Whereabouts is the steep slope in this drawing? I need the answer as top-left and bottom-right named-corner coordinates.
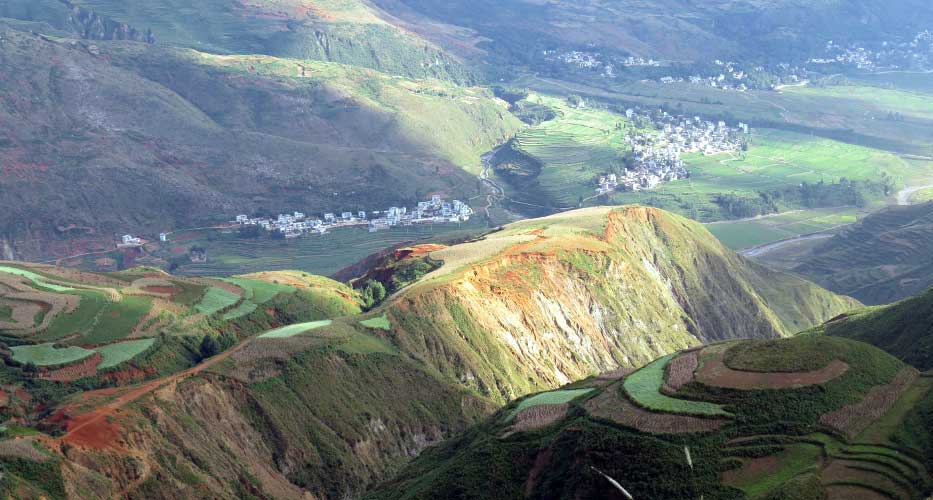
top-left (815, 288), bottom-right (933, 371)
top-left (789, 202), bottom-right (933, 305)
top-left (370, 335), bottom-right (933, 500)
top-left (1, 0), bottom-right (469, 81)
top-left (0, 27), bottom-right (520, 261)
top-left (377, 206), bottom-right (859, 403)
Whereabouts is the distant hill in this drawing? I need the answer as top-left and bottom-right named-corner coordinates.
top-left (816, 287), bottom-right (933, 371)
top-left (791, 202), bottom-right (933, 304)
top-left (369, 335), bottom-right (933, 500)
top-left (0, 26), bottom-right (521, 261)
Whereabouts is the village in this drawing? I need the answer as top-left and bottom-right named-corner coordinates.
top-left (230, 195), bottom-right (473, 240)
top-left (596, 108), bottom-right (749, 194)
top-left (115, 195), bottom-right (474, 248)
top-left (810, 30), bottom-right (933, 71)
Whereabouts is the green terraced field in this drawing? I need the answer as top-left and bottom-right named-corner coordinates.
top-left (509, 388), bottom-right (594, 419)
top-left (195, 287), bottom-right (241, 316)
top-left (338, 332), bottom-right (396, 355)
top-left (0, 266), bottom-right (74, 292)
top-left (359, 314), bottom-right (391, 330)
top-left (37, 290), bottom-right (110, 341)
top-left (258, 320), bottom-right (333, 339)
top-left (624, 353), bottom-right (731, 416)
top-left (10, 343), bottom-right (94, 366)
top-left (81, 296), bottom-right (153, 345)
top-left (221, 278), bottom-right (294, 304)
top-left (95, 338), bottom-right (157, 369)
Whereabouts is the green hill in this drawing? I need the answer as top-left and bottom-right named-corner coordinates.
top-left (789, 202), bottom-right (933, 304)
top-left (0, 26), bottom-right (520, 261)
top-left (369, 335), bottom-right (933, 500)
top-left (0, 207), bottom-right (860, 498)
top-left (815, 288), bottom-right (933, 371)
top-left (371, 206), bottom-right (859, 403)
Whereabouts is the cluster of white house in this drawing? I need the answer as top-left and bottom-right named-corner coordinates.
top-left (811, 31), bottom-right (933, 71)
top-left (597, 110), bottom-right (749, 194)
top-left (233, 195), bottom-right (473, 239)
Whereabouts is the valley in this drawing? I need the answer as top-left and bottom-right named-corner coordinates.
top-left (0, 0), bottom-right (932, 498)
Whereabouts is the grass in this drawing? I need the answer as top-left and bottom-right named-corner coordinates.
top-left (624, 353), bottom-right (731, 416)
top-left (195, 287), bottom-right (240, 315)
top-left (10, 343), bottom-right (94, 367)
top-left (221, 277), bottom-right (294, 304)
top-left (338, 332), bottom-right (396, 355)
top-left (222, 301), bottom-right (258, 321)
top-left (258, 320), bottom-right (333, 339)
top-left (910, 187), bottom-right (933, 204)
top-left (706, 207), bottom-right (861, 249)
top-left (726, 443), bottom-right (824, 498)
top-left (81, 295), bottom-right (153, 345)
top-left (94, 338), bottom-right (157, 369)
top-left (165, 222), bottom-right (487, 278)
top-left (508, 388), bottom-right (594, 419)
top-left (724, 336), bottom-right (844, 373)
top-left (0, 266), bottom-right (73, 292)
top-left (0, 305), bottom-right (12, 322)
top-left (359, 314), bottom-right (391, 330)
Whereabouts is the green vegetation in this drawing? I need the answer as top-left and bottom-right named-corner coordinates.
top-left (706, 207), bottom-right (861, 250)
top-left (95, 338), bottom-right (157, 369)
top-left (817, 288), bottom-right (933, 370)
top-left (787, 202), bottom-right (933, 304)
top-left (258, 320), bottom-right (333, 339)
top-left (10, 343), bottom-right (94, 367)
top-left (0, 305), bottom-right (12, 321)
top-left (359, 314), bottom-right (391, 331)
top-left (221, 278), bottom-right (294, 304)
top-left (338, 332), bottom-right (396, 355)
top-left (725, 336), bottom-right (845, 372)
top-left (910, 187), bottom-right (933, 204)
top-left (624, 353), bottom-right (730, 416)
top-left (0, 266), bottom-right (72, 292)
top-left (82, 295), bottom-right (153, 345)
top-left (195, 287), bottom-right (240, 316)
top-left (508, 388), bottom-right (593, 418)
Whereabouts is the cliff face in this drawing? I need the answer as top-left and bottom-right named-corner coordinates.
top-left (385, 206), bottom-right (860, 403)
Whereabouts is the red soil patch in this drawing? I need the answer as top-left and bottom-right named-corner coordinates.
top-left (696, 348), bottom-right (849, 390)
top-left (39, 354), bottom-right (102, 382)
top-left (820, 368), bottom-right (918, 439)
top-left (397, 244), bottom-right (446, 258)
top-left (663, 351), bottom-right (699, 394)
top-left (585, 381), bottom-right (726, 434)
top-left (61, 408), bottom-right (124, 450)
top-left (99, 365), bottom-right (157, 386)
top-left (721, 454), bottom-right (782, 485)
top-left (140, 285), bottom-right (177, 297)
top-left (510, 404), bottom-right (569, 433)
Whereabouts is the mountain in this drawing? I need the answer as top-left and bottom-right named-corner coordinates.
top-left (788, 202), bottom-right (933, 305)
top-left (360, 206), bottom-right (859, 403)
top-left (1, 0), bottom-right (470, 81)
top-left (372, 0), bottom-right (933, 68)
top-left (369, 335), bottom-right (933, 500)
top-left (815, 287), bottom-right (933, 371)
top-left (0, 206), bottom-right (858, 498)
top-left (0, 26), bottom-right (521, 261)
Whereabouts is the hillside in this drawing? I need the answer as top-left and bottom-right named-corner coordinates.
top-left (0, 0), bottom-right (470, 81)
top-left (815, 288), bottom-right (933, 371)
top-left (371, 206), bottom-right (859, 403)
top-left (0, 207), bottom-right (859, 498)
top-left (370, 335), bottom-right (933, 500)
top-left (0, 26), bottom-right (521, 261)
top-left (373, 0), bottom-right (933, 68)
top-left (788, 202), bottom-right (933, 304)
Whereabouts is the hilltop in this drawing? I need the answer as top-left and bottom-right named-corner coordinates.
top-left (370, 335), bottom-right (933, 500)
top-left (0, 206), bottom-right (859, 498)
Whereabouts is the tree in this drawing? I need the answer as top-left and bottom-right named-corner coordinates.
top-left (200, 335), bottom-right (221, 359)
top-left (361, 280), bottom-right (386, 309)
